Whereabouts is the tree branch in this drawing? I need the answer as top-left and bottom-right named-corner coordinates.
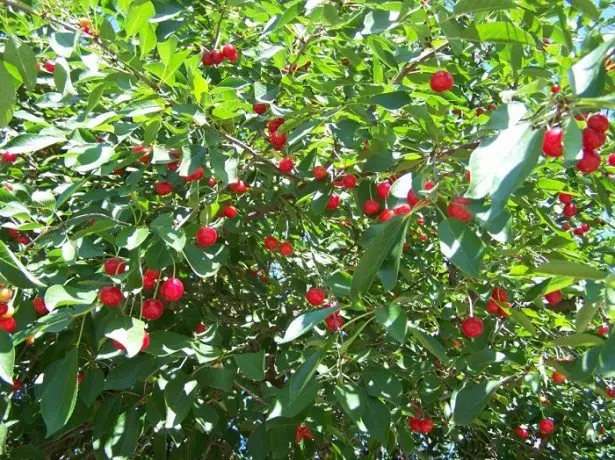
top-left (392, 42), bottom-right (449, 85)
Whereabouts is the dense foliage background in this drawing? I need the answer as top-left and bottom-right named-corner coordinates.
top-left (0, 0), bottom-right (614, 458)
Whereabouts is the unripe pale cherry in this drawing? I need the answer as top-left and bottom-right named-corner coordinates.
top-left (325, 312), bottom-right (344, 331)
top-left (142, 299), bottom-right (164, 320)
top-left (160, 278), bottom-right (184, 301)
top-left (430, 70), bottom-right (454, 92)
top-left (539, 418), bottom-right (555, 435)
top-left (305, 287), bottom-right (326, 306)
top-left (563, 203), bottom-right (576, 217)
top-left (264, 236), bottom-right (279, 250)
top-left (558, 192), bottom-right (573, 204)
top-left (253, 103), bottom-right (268, 115)
top-left (326, 194), bottom-right (340, 210)
top-left (99, 286), bottom-right (123, 307)
top-left (375, 182), bottom-right (391, 200)
top-left (363, 199), bottom-right (380, 216)
top-left (313, 166), bottom-right (327, 180)
top-left (576, 149), bottom-right (601, 174)
top-left (545, 290), bottom-right (562, 305)
top-left (104, 258), bottom-right (126, 276)
top-left (32, 297), bottom-right (48, 316)
top-left (279, 242), bottom-right (293, 256)
top-left (279, 157), bottom-right (294, 174)
top-left (542, 127), bottom-right (563, 157)
top-left (461, 316), bottom-right (484, 338)
top-left (582, 127), bottom-right (606, 150)
top-left (196, 227), bottom-right (218, 247)
top-left (587, 114), bottom-right (609, 132)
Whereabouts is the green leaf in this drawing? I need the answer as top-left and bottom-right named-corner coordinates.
top-left (334, 383), bottom-right (365, 425)
top-left (455, 22), bottom-right (535, 45)
top-left (256, 45), bottom-right (284, 62)
top-left (116, 227), bottom-right (150, 250)
top-left (193, 402), bottom-right (220, 434)
top-left (4, 37), bottom-right (37, 90)
top-left (576, 281), bottom-right (602, 333)
top-left (375, 304), bottom-right (407, 344)
top-left (466, 123), bottom-right (542, 204)
top-left (598, 328), bottom-right (615, 377)
top-left (369, 91), bottom-right (412, 111)
top-left (362, 396), bottom-right (390, 444)
top-left (234, 350), bottom-right (266, 381)
top-left (362, 369), bottom-right (402, 403)
top-left (486, 102), bottom-right (527, 130)
top-left (209, 149), bottom-right (238, 184)
top-left (40, 349), bottom-right (79, 437)
top-left (49, 32), bottom-right (77, 58)
top-left (408, 326), bottom-right (450, 363)
top-left (568, 37), bottom-right (615, 98)
top-left (267, 378), bottom-right (319, 419)
top-left (535, 260), bottom-right (607, 280)
top-left (563, 118), bottom-right (583, 164)
top-left (0, 63), bottom-right (16, 127)
top-left (150, 214), bottom-right (186, 251)
top-left (103, 313), bottom-right (146, 358)
top-left (0, 241), bottom-right (46, 288)
top-left (454, 0), bottom-right (515, 14)
top-left (104, 355), bottom-right (155, 390)
top-left (289, 346), bottom-right (329, 398)
top-left (196, 367), bottom-right (233, 392)
top-left (44, 285), bottom-right (96, 311)
top-left (325, 271), bottom-right (352, 297)
top-left (1, 134), bottom-right (65, 154)
top-left (570, 0), bottom-right (600, 22)
top-left (247, 423), bottom-right (270, 460)
top-left (279, 305), bottom-right (342, 343)
top-left (182, 243), bottom-right (227, 278)
top-left (361, 10), bottom-right (399, 35)
top-left (438, 218), bottom-right (486, 277)
top-left (509, 309), bottom-right (537, 335)
top-left (164, 372), bottom-right (198, 428)
top-left (125, 0), bottom-right (156, 37)
top-left (351, 216), bottom-right (410, 299)
top-left (451, 379), bottom-right (503, 426)
top-left (79, 368), bottom-right (104, 407)
top-left (0, 332), bottom-right (14, 385)
top-left (551, 333), bottom-right (605, 347)
top-left (105, 409), bottom-right (143, 458)
top-left (339, 319), bottom-right (372, 355)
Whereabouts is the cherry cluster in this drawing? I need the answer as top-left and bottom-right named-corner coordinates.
top-left (202, 44), bottom-right (238, 66)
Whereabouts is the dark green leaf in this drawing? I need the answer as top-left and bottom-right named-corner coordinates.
top-left (40, 349), bottom-right (79, 436)
top-left (0, 241), bottom-right (46, 288)
top-left (438, 218), bottom-right (485, 277)
top-left (375, 304), bottom-right (407, 344)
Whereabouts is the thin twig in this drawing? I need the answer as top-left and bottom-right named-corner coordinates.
top-left (392, 42), bottom-right (449, 85)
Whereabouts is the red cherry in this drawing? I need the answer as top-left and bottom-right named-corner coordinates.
top-left (465, 170), bottom-right (471, 181)
top-left (211, 50), bottom-right (224, 65)
top-left (207, 177), bottom-right (217, 187)
top-left (279, 157), bottom-right (294, 174)
top-left (11, 379), bottom-right (22, 391)
top-left (264, 236), bottom-right (279, 250)
top-left (295, 425), bottom-right (314, 443)
top-left (424, 180), bottom-right (435, 190)
top-left (142, 299), bottom-right (164, 320)
top-left (342, 174), bottom-right (357, 189)
top-left (542, 128), bottom-right (563, 157)
top-left (582, 127), bottom-right (606, 150)
top-left (195, 323), bottom-right (206, 334)
top-left (551, 370), bottom-right (566, 384)
top-left (325, 311), bottom-right (344, 331)
top-left (539, 418), bottom-right (555, 435)
top-left (268, 117), bottom-right (285, 133)
top-left (305, 287), bottom-right (326, 306)
top-left (573, 226), bottom-right (584, 236)
top-left (486, 299), bottom-right (500, 315)
top-left (143, 269), bottom-right (159, 289)
top-left (419, 233), bottom-right (428, 242)
top-left (394, 204), bottom-right (411, 215)
top-left (223, 205), bottom-right (238, 218)
top-left (202, 51), bottom-right (215, 66)
top-left (196, 227), bottom-right (218, 247)
top-left (269, 132), bottom-right (287, 147)
top-left (167, 161), bottom-right (179, 171)
top-left (313, 166), bottom-right (327, 180)
top-left (606, 387), bottom-right (615, 398)
top-left (77, 372), bottom-right (85, 384)
top-left (447, 197), bottom-right (472, 222)
top-left (491, 286), bottom-right (507, 301)
top-left (154, 181), bottom-right (173, 196)
top-left (460, 316), bottom-right (483, 338)
top-left (419, 418), bottom-right (433, 434)
top-left (581, 223), bottom-right (590, 232)
top-left (326, 194), bottom-right (340, 210)
top-left (609, 153), bottom-right (615, 166)
top-left (0, 317), bottom-right (16, 333)
top-left (99, 287), bottom-right (123, 307)
top-left (476, 108), bottom-right (485, 117)
top-left (598, 324), bottom-right (609, 336)
top-left (430, 70), bottom-right (454, 92)
top-left (1, 152), bottom-right (17, 163)
top-left (180, 167), bottom-right (204, 182)
top-left (587, 114), bottom-right (609, 132)
top-left (279, 242), bottom-right (293, 257)
top-left (363, 199), bottom-right (380, 216)
top-left (375, 182), bottom-right (391, 200)
top-left (221, 44), bottom-right (238, 61)
top-left (139, 153), bottom-right (150, 164)
top-left (558, 192), bottom-right (573, 204)
top-left (576, 150), bottom-right (601, 174)
top-left (550, 84), bottom-right (561, 94)
top-left (43, 61), bottom-right (55, 72)
top-left (544, 290), bottom-right (562, 305)
top-left (228, 179), bottom-right (248, 194)
top-left (562, 203), bottom-right (576, 217)
top-left (253, 103), bottom-right (268, 115)
top-left (104, 258), bottom-right (127, 276)
top-left (487, 104), bottom-right (497, 111)
top-left (378, 209), bottom-right (394, 222)
top-left (417, 217), bottom-right (425, 225)
top-left (341, 57), bottom-right (350, 66)
top-left (32, 297), bottom-right (48, 316)
top-left (160, 278), bottom-right (184, 301)
top-left (514, 426), bottom-right (529, 439)
top-left (141, 332), bottom-right (150, 350)
top-left (407, 190), bottom-right (420, 206)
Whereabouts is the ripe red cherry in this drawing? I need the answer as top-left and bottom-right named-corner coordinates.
top-left (222, 44), bottom-right (238, 61)
top-left (99, 286), bottom-right (123, 307)
top-left (576, 150), bottom-right (601, 174)
top-left (419, 418), bottom-right (433, 434)
top-left (563, 203), bottom-right (576, 217)
top-left (544, 290), bottom-right (562, 305)
top-left (550, 84), bottom-right (561, 94)
top-left (253, 103), bottom-right (268, 115)
top-left (228, 179), bottom-right (248, 194)
top-left (539, 418), bottom-right (555, 435)
top-left (196, 227), bottom-right (218, 247)
top-left (207, 177), bottom-right (217, 187)
top-left (375, 182), bottom-right (391, 200)
top-left (461, 317), bottom-right (483, 338)
top-left (77, 372), bottom-right (85, 384)
top-left (552, 371), bottom-right (566, 384)
top-left (407, 190), bottom-right (420, 206)
top-left (305, 287), bottom-right (326, 306)
top-left (378, 209), bottom-right (394, 222)
top-left (223, 205), bottom-right (238, 218)
top-left (104, 258), bottom-right (126, 276)
top-left (363, 199), bottom-right (380, 216)
top-left (394, 204), bottom-right (411, 215)
top-left (43, 61), bottom-right (55, 72)
top-left (143, 269), bottom-right (159, 289)
top-left (609, 153), bottom-right (615, 166)
top-left (573, 226), bottom-right (584, 236)
top-left (558, 192), bottom-right (573, 204)
top-left (268, 117), bottom-right (285, 133)
top-left (542, 128), bottom-right (563, 157)
top-left (514, 426), bottom-right (529, 439)
top-left (11, 379), bottom-right (22, 391)
top-left (447, 197), bottom-right (472, 222)
top-left (279, 242), bottom-right (293, 256)
top-left (582, 127), bottom-right (606, 150)
top-left (180, 167), bottom-right (204, 182)
top-left (491, 286), bottom-right (507, 301)
top-left (342, 174), bottom-right (357, 189)
top-left (587, 114), bottom-right (609, 132)
top-left (32, 297), bottom-right (48, 316)
top-left (279, 157), bottom-right (294, 174)
top-left (606, 387), bottom-right (615, 398)
top-left (195, 323), bottom-right (206, 334)
top-left (417, 217), bottom-right (425, 225)
top-left (202, 51), bottom-right (215, 66)
top-left (295, 425), bottom-right (314, 443)
top-left (313, 166), bottom-right (327, 180)
top-left (211, 50), bottom-right (224, 65)
top-left (155, 181), bottom-right (173, 196)
top-left (264, 236), bottom-right (279, 250)
top-left (0, 317), bottom-right (16, 333)
top-left (429, 70), bottom-right (454, 92)
top-left (1, 152), bottom-right (17, 163)
top-left (476, 108), bottom-right (485, 116)
top-left (424, 180), bottom-right (435, 190)
top-left (161, 278), bottom-right (184, 301)
top-left (325, 312), bottom-right (344, 331)
top-left (270, 132), bottom-right (287, 148)
top-left (598, 324), bottom-right (609, 336)
top-left (112, 332), bottom-right (150, 351)
top-left (486, 299), bottom-right (500, 315)
top-left (142, 299), bottom-right (164, 320)
top-left (326, 194), bottom-right (340, 210)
